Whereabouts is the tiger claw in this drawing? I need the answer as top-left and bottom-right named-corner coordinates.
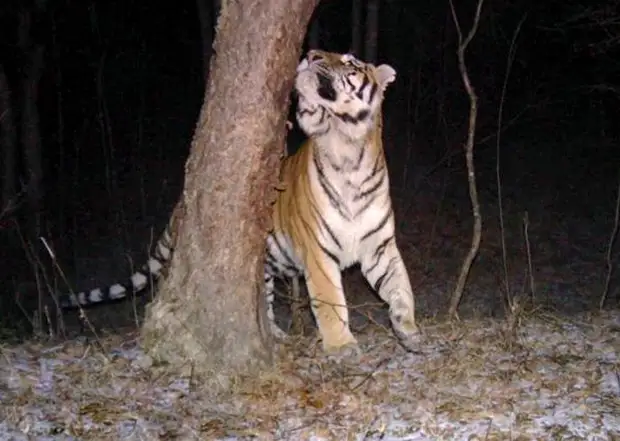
top-left (324, 341), bottom-right (362, 363)
top-left (392, 315), bottom-right (422, 352)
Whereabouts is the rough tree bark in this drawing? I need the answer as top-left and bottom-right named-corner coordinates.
top-left (141, 0), bottom-right (319, 392)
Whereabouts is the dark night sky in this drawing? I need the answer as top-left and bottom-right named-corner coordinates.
top-left (0, 0), bottom-right (616, 175)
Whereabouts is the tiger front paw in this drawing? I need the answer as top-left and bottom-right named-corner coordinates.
top-left (391, 312), bottom-right (422, 352)
top-left (323, 339), bottom-right (361, 363)
top-left (321, 328), bottom-right (359, 357)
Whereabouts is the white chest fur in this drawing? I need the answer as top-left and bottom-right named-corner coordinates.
top-left (310, 135), bottom-right (394, 269)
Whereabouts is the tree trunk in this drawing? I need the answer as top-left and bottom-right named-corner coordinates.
top-left (364, 0), bottom-right (379, 63)
top-left (0, 65), bottom-right (17, 212)
top-left (21, 44), bottom-right (45, 235)
top-left (196, 0), bottom-right (218, 86)
top-left (307, 11), bottom-right (321, 50)
top-left (141, 0), bottom-right (318, 393)
top-left (351, 0), bottom-right (363, 55)
top-left (18, 8), bottom-right (45, 240)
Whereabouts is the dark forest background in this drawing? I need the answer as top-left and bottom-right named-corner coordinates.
top-left (1, 0), bottom-right (619, 338)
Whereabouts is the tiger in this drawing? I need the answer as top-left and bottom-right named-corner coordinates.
top-left (58, 50), bottom-right (420, 354)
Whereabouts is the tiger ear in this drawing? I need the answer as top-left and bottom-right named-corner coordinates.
top-left (375, 64), bottom-right (396, 90)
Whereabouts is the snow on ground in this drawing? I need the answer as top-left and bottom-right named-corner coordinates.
top-left (1, 310), bottom-right (619, 441)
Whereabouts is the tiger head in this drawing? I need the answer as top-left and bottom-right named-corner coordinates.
top-left (295, 50), bottom-right (396, 142)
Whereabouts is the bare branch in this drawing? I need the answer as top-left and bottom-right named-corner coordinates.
top-left (448, 0), bottom-right (484, 319)
top-left (496, 15), bottom-right (527, 302)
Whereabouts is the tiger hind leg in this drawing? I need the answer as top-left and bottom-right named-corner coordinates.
top-left (265, 273), bottom-right (288, 340)
top-left (360, 237), bottom-right (420, 351)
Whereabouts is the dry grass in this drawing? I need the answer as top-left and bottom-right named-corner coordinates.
top-left (1, 310), bottom-right (619, 440)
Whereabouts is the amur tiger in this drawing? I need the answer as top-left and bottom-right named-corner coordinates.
top-left (59, 50), bottom-right (420, 354)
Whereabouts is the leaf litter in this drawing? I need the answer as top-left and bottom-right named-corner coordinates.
top-left (1, 310), bottom-right (619, 440)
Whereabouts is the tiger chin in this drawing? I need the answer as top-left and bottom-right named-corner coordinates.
top-left (56, 50), bottom-right (421, 356)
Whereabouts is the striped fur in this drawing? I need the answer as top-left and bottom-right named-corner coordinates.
top-left (59, 50), bottom-right (420, 353)
top-left (266, 50), bottom-right (419, 351)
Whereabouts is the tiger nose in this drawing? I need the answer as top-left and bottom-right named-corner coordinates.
top-left (308, 51), bottom-right (324, 63)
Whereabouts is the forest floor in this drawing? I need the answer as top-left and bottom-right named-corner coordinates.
top-left (1, 309), bottom-right (619, 441)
